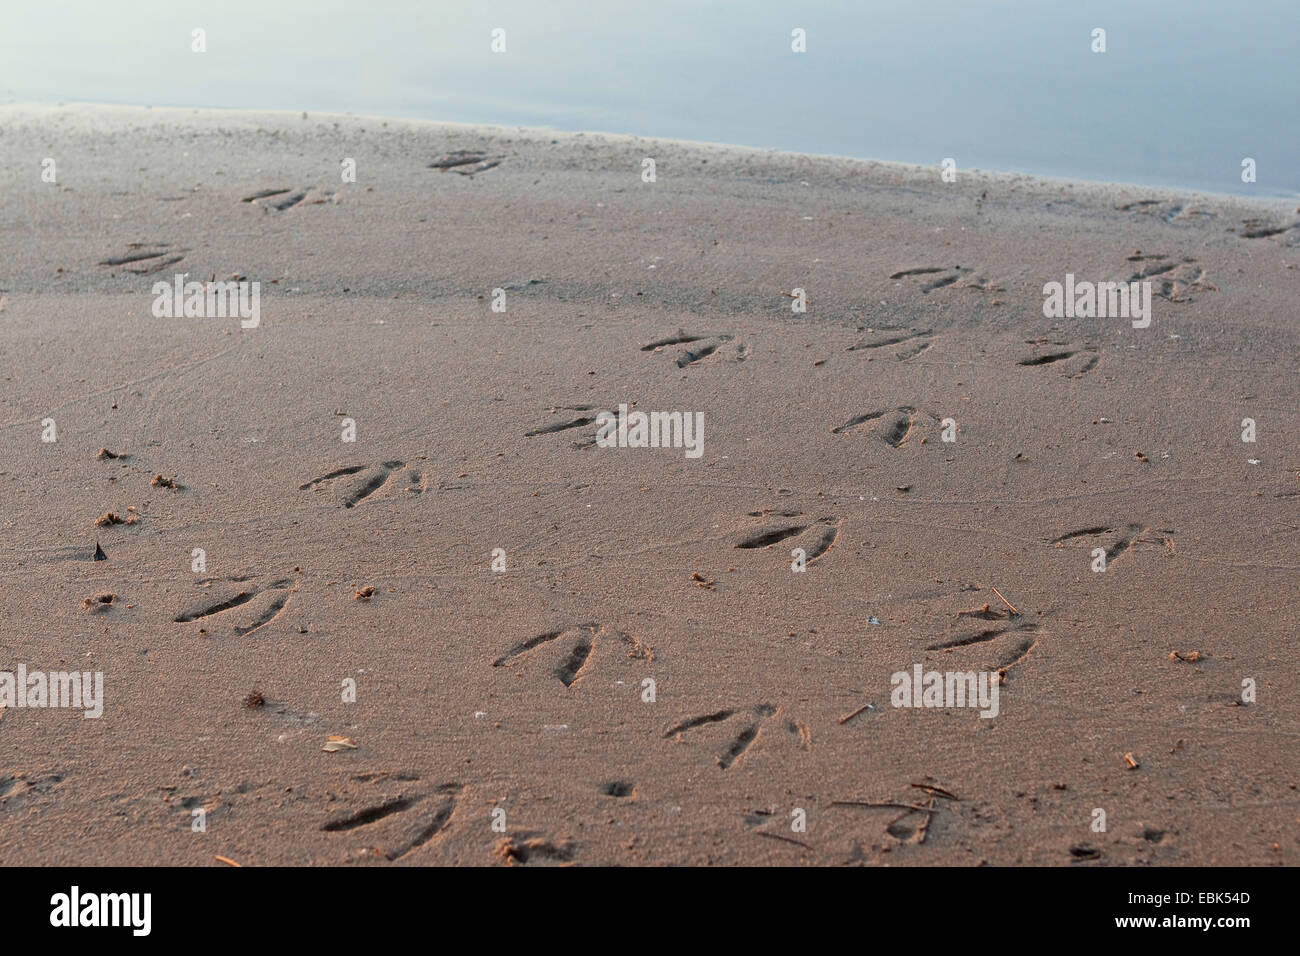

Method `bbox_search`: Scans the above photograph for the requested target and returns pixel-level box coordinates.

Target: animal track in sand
[98,243,186,274]
[663,704,778,770]
[890,265,971,294]
[846,328,933,362]
[239,186,336,210]
[1017,343,1100,378]
[523,406,599,444]
[320,783,462,861]
[1051,524,1176,567]
[1237,218,1298,240]
[640,332,739,368]
[926,622,1042,680]
[734,515,841,564]
[427,152,504,176]
[1117,199,1215,224]
[1121,254,1218,302]
[428,151,489,170]
[321,796,420,832]
[926,620,1040,652]
[491,623,652,688]
[831,783,960,848]
[299,461,426,508]
[832,407,930,446]
[889,264,1006,299]
[173,574,298,636]
[0,772,66,813]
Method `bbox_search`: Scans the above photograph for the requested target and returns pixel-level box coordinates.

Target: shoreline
[4,100,1298,210]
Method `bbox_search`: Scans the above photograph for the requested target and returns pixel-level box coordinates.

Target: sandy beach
[0,103,1296,866]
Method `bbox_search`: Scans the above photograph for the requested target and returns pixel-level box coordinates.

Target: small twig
[214,854,242,867]
[838,702,873,725]
[755,831,813,851]
[990,586,1019,616]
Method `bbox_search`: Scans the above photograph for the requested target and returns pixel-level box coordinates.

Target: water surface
[2,0,1296,196]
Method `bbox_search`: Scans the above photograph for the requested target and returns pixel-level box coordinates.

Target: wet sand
[0,104,1297,865]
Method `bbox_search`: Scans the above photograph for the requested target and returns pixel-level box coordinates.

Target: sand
[0,103,1297,866]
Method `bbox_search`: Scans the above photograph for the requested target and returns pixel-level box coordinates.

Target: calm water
[3,0,1297,196]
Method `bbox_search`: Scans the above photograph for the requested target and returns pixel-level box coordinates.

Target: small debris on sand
[354,586,375,601]
[1123,752,1140,769]
[96,447,119,460]
[244,690,265,708]
[1169,650,1203,662]
[95,512,123,527]
[82,593,116,611]
[690,572,716,590]
[322,735,357,752]
[151,474,179,489]
[990,587,1020,616]
[838,701,875,724]
[93,542,107,561]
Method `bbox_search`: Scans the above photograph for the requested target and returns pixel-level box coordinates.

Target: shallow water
[2,0,1296,196]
